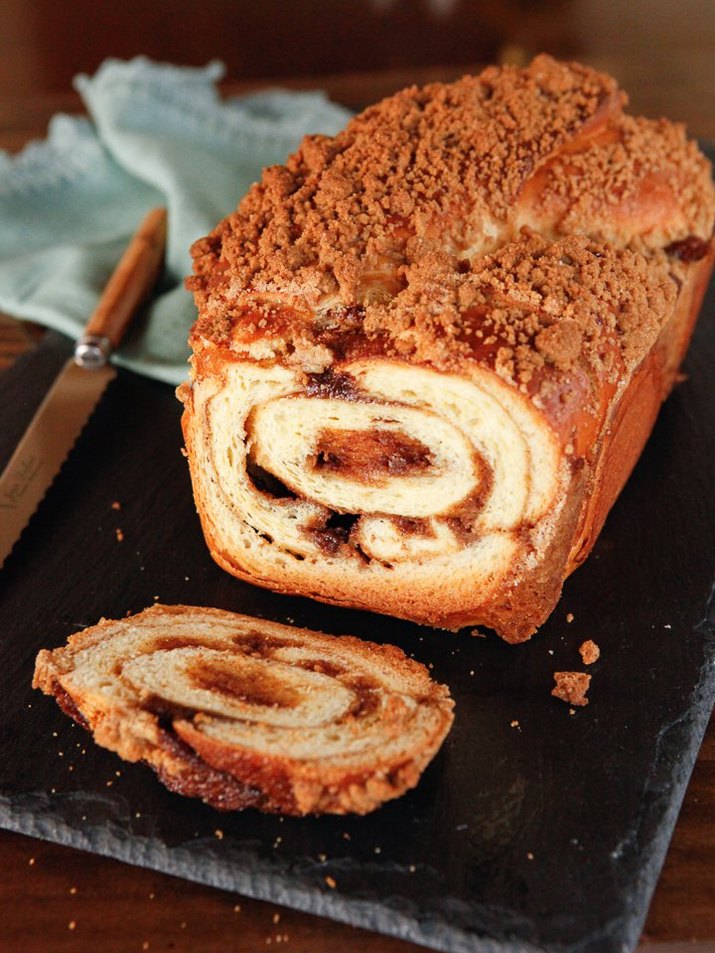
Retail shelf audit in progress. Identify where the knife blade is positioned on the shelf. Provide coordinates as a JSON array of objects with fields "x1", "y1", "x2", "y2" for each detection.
[{"x1": 0, "y1": 207, "x2": 167, "y2": 569}]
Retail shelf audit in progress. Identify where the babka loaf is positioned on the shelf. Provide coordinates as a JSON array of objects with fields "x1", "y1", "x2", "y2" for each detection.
[
  {"x1": 180, "y1": 55, "x2": 715, "y2": 642},
  {"x1": 33, "y1": 605, "x2": 454, "y2": 815}
]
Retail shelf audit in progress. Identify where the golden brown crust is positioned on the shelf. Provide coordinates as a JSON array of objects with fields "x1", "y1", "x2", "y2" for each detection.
[
  {"x1": 521, "y1": 115, "x2": 715, "y2": 251},
  {"x1": 33, "y1": 605, "x2": 454, "y2": 815},
  {"x1": 359, "y1": 233, "x2": 677, "y2": 402},
  {"x1": 187, "y1": 55, "x2": 711, "y2": 334},
  {"x1": 180, "y1": 55, "x2": 715, "y2": 642},
  {"x1": 189, "y1": 56, "x2": 623, "y2": 308},
  {"x1": 565, "y1": 246, "x2": 715, "y2": 573}
]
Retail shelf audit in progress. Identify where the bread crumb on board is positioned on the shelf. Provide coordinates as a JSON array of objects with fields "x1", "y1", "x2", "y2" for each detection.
[
  {"x1": 552, "y1": 671, "x2": 591, "y2": 707},
  {"x1": 579, "y1": 640, "x2": 600, "y2": 664}
]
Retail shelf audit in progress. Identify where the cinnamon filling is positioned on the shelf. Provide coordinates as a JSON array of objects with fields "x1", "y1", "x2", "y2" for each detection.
[
  {"x1": 341, "y1": 675, "x2": 382, "y2": 719},
  {"x1": 143, "y1": 694, "x2": 199, "y2": 723},
  {"x1": 233, "y1": 633, "x2": 299, "y2": 655},
  {"x1": 295, "y1": 659, "x2": 348, "y2": 677},
  {"x1": 346, "y1": 690, "x2": 380, "y2": 719},
  {"x1": 53, "y1": 685, "x2": 90, "y2": 730},
  {"x1": 392, "y1": 517, "x2": 434, "y2": 537},
  {"x1": 311, "y1": 512, "x2": 359, "y2": 555},
  {"x1": 187, "y1": 660, "x2": 302, "y2": 709},
  {"x1": 313, "y1": 428, "x2": 432, "y2": 482},
  {"x1": 305, "y1": 368, "x2": 366, "y2": 401},
  {"x1": 665, "y1": 235, "x2": 710, "y2": 262},
  {"x1": 246, "y1": 458, "x2": 297, "y2": 499},
  {"x1": 150, "y1": 636, "x2": 216, "y2": 652}
]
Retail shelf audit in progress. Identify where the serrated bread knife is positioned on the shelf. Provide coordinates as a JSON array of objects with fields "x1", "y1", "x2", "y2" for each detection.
[{"x1": 0, "y1": 207, "x2": 167, "y2": 569}]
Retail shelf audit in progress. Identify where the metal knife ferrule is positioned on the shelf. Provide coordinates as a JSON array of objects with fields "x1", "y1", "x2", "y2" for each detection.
[{"x1": 74, "y1": 334, "x2": 112, "y2": 369}]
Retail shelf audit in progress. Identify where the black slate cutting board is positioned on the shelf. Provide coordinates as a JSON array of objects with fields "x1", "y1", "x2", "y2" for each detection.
[{"x1": 0, "y1": 270, "x2": 714, "y2": 953}]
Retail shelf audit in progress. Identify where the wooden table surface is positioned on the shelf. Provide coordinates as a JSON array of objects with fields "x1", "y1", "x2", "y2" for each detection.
[{"x1": 1, "y1": 2, "x2": 714, "y2": 949}]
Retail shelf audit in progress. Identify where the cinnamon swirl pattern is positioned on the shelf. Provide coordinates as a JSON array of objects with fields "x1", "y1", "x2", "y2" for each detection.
[
  {"x1": 182, "y1": 56, "x2": 715, "y2": 641},
  {"x1": 183, "y1": 345, "x2": 567, "y2": 637},
  {"x1": 33, "y1": 605, "x2": 454, "y2": 815}
]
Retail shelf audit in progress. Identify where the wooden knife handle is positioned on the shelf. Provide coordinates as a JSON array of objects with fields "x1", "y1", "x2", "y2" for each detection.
[{"x1": 77, "y1": 207, "x2": 167, "y2": 364}]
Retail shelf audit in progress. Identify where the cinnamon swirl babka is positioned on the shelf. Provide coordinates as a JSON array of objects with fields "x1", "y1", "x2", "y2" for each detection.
[
  {"x1": 180, "y1": 55, "x2": 715, "y2": 641},
  {"x1": 33, "y1": 605, "x2": 454, "y2": 814}
]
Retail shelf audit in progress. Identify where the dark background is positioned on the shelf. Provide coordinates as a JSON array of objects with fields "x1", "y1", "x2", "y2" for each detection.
[{"x1": 0, "y1": 0, "x2": 713, "y2": 142}]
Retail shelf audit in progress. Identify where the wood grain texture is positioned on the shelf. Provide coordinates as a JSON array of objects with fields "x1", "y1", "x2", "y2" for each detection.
[
  {"x1": 641, "y1": 722, "x2": 715, "y2": 944},
  {"x1": 0, "y1": 828, "x2": 417, "y2": 953}
]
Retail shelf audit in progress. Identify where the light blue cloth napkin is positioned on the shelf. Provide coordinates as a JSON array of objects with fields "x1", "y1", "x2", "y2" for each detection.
[{"x1": 0, "y1": 58, "x2": 351, "y2": 384}]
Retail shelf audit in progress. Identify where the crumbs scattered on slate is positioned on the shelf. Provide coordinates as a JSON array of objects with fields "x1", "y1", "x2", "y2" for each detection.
[
  {"x1": 552, "y1": 672, "x2": 591, "y2": 707},
  {"x1": 579, "y1": 640, "x2": 600, "y2": 664}
]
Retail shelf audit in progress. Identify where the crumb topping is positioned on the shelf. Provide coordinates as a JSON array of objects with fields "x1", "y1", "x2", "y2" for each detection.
[
  {"x1": 190, "y1": 55, "x2": 626, "y2": 307},
  {"x1": 192, "y1": 232, "x2": 675, "y2": 392},
  {"x1": 579, "y1": 640, "x2": 600, "y2": 664},
  {"x1": 187, "y1": 54, "x2": 713, "y2": 402},
  {"x1": 552, "y1": 671, "x2": 591, "y2": 706},
  {"x1": 522, "y1": 116, "x2": 715, "y2": 250},
  {"x1": 358, "y1": 232, "x2": 675, "y2": 382}
]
